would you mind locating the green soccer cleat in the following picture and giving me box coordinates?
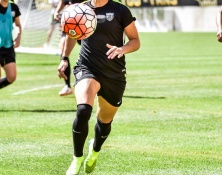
[66,155,84,175]
[84,139,99,174]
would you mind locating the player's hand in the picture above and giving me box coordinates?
[217,32,222,42]
[106,44,124,59]
[57,60,68,80]
[13,40,20,48]
[54,12,60,21]
[13,35,21,48]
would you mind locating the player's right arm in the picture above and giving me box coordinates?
[57,35,77,79]
[216,6,222,42]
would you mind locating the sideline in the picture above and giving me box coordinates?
[13,84,63,95]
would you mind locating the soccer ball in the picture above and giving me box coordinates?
[61,3,97,40]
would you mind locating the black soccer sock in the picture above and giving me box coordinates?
[94,119,112,152]
[73,104,92,157]
[0,77,11,89]
[64,59,71,88]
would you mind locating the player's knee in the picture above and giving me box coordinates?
[73,104,92,131]
[76,104,92,121]
[7,75,16,83]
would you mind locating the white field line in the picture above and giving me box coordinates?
[13,84,63,95]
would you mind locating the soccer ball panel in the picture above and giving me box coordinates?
[84,20,92,28]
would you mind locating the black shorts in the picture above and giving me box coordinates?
[0,47,15,66]
[73,65,126,107]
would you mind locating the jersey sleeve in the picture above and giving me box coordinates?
[119,5,135,29]
[12,3,21,18]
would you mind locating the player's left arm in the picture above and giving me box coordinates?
[13,16,22,48]
[106,21,140,59]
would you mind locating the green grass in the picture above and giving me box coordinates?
[0,32,222,175]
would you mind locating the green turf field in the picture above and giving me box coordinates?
[0,32,222,175]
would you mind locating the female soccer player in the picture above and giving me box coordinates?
[57,0,140,174]
[54,0,83,96]
[0,0,22,89]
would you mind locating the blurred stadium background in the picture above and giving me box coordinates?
[14,0,221,54]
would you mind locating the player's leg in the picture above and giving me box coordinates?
[45,24,55,47]
[44,15,56,47]
[0,51,17,89]
[84,77,126,173]
[94,96,118,149]
[84,96,118,174]
[0,62,16,89]
[73,78,100,155]
[66,78,100,175]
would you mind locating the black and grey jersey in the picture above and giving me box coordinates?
[77,0,135,81]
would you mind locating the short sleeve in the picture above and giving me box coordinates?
[12,3,21,18]
[120,5,135,29]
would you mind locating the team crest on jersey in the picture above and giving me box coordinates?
[106,13,114,21]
